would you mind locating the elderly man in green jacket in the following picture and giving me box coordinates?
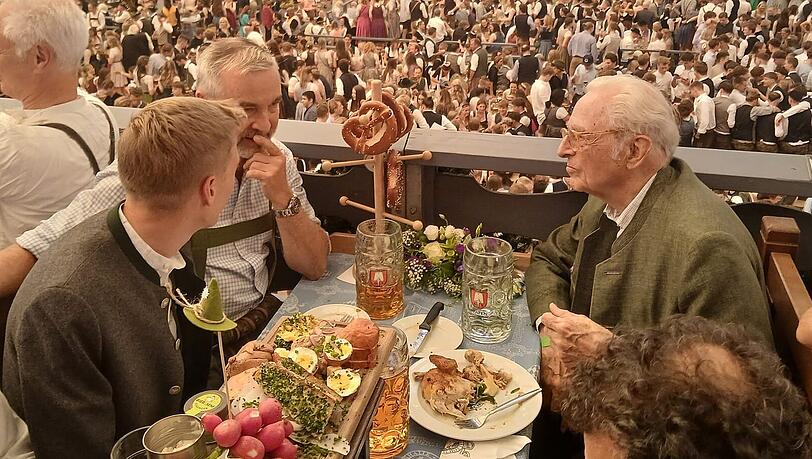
[527,75,774,396]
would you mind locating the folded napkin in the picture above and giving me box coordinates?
[337,265,356,285]
[440,435,531,459]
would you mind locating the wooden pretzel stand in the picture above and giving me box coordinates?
[326,80,431,230]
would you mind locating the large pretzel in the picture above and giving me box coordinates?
[381,92,408,139]
[342,100,398,156]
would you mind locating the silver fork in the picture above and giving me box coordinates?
[454,387,543,429]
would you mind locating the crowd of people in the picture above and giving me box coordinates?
[2,0,812,458]
[72,0,812,152]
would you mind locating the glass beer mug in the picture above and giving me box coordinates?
[369,327,409,458]
[461,236,514,344]
[355,219,405,320]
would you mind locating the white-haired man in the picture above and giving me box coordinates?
[4,97,245,459]
[0,38,329,348]
[527,75,774,457]
[528,73,773,383]
[0,0,117,249]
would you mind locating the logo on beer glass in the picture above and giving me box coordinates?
[368,268,390,287]
[470,288,489,309]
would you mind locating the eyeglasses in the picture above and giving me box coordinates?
[560,127,622,149]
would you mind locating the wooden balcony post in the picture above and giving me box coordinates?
[758,216,801,272]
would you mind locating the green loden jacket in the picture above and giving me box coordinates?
[526,158,774,347]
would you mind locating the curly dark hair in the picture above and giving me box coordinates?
[561,315,812,459]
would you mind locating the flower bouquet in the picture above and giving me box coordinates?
[402,216,526,299]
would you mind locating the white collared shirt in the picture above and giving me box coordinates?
[119,205,186,340]
[0,95,116,248]
[604,174,657,238]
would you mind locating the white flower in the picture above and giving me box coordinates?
[422,242,445,263]
[424,225,439,241]
[442,225,456,240]
[453,228,466,240]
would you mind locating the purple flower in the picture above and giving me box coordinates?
[454,260,464,273]
[463,227,471,236]
[485,237,500,252]
[455,244,465,254]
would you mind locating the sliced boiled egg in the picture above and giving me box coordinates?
[323,336,353,363]
[274,348,290,359]
[326,368,362,397]
[290,347,319,374]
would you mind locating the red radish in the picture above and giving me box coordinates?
[236,408,263,436]
[255,422,286,451]
[269,439,298,459]
[201,413,223,433]
[281,420,293,437]
[212,419,241,448]
[230,435,265,459]
[259,398,283,425]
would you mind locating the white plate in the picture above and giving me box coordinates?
[307,304,370,322]
[409,349,542,442]
[393,315,463,358]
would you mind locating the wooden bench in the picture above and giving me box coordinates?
[759,216,812,404]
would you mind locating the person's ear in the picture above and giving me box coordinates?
[200,175,217,207]
[33,44,53,71]
[625,134,652,169]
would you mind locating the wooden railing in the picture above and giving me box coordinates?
[759,216,812,404]
[1,99,810,240]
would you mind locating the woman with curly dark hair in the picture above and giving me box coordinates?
[560,315,812,459]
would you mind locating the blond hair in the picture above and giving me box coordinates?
[118,98,246,209]
[196,37,278,98]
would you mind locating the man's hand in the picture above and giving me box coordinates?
[244,135,293,209]
[538,303,612,411]
[540,303,613,365]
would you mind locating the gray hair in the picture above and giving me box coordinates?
[0,0,88,72]
[586,74,679,167]
[196,38,278,98]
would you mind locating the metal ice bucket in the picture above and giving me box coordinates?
[142,414,207,459]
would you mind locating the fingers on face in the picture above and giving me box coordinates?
[245,153,283,170]
[252,135,283,156]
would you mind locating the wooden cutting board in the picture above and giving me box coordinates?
[260,316,397,458]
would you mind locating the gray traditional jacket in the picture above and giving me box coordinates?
[3,207,212,459]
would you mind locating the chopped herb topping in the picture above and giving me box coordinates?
[255,363,335,434]
[275,335,292,350]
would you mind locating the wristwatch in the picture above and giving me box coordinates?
[273,195,301,218]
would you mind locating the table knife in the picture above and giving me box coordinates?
[409,302,445,357]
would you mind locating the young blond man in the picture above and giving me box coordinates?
[3,98,245,459]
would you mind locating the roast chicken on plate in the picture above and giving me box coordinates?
[415,351,514,419]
